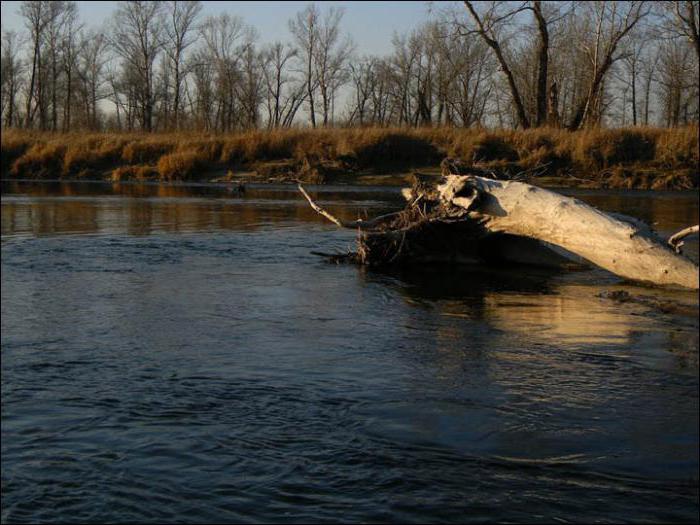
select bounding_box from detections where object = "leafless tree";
[20,0,59,128]
[347,57,376,126]
[617,38,645,125]
[199,13,248,131]
[567,1,650,130]
[657,38,698,126]
[660,1,699,62]
[76,30,109,130]
[236,34,264,128]
[59,2,81,131]
[3,0,697,132]
[163,0,201,129]
[314,6,353,126]
[461,1,532,128]
[111,0,164,132]
[1,29,24,128]
[262,42,303,128]
[289,4,320,127]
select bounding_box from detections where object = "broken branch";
[668,225,699,253]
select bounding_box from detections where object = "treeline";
[1,1,698,133]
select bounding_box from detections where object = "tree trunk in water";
[436,175,699,289]
[299,171,699,290]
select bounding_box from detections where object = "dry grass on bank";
[1,126,697,188]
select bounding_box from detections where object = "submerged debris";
[598,290,700,317]
[310,251,359,265]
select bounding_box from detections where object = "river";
[1,180,698,523]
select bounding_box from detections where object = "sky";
[0,1,441,57]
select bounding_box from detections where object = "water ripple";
[2,182,698,523]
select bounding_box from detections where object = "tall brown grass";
[1,126,697,187]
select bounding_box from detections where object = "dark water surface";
[2,180,698,523]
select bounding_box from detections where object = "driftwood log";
[299,167,699,290]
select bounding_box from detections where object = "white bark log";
[438,175,699,289]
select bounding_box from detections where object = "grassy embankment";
[1,126,697,189]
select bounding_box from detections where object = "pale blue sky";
[0,1,441,56]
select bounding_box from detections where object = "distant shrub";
[655,126,698,166]
[186,139,223,162]
[62,137,127,177]
[122,140,174,164]
[294,130,338,164]
[337,129,441,168]
[219,130,300,164]
[444,131,516,164]
[12,142,66,178]
[471,134,519,163]
[248,130,299,160]
[571,128,657,171]
[110,164,157,181]
[157,150,203,180]
[1,130,34,173]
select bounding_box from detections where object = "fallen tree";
[298,163,699,290]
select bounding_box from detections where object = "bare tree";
[462,1,532,128]
[568,1,650,130]
[163,0,201,130]
[262,41,302,128]
[20,0,60,128]
[347,57,376,126]
[661,1,700,62]
[199,13,247,131]
[111,0,164,132]
[1,29,24,128]
[236,33,264,128]
[530,1,550,126]
[43,1,74,131]
[314,6,352,126]
[289,4,320,127]
[616,37,646,126]
[657,38,698,126]
[3,0,696,132]
[76,30,109,130]
[639,48,660,125]
[59,2,81,131]
[441,28,494,127]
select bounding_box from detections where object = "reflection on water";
[1,180,403,238]
[564,188,700,235]
[2,181,698,250]
[1,180,698,524]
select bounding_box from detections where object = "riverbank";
[1,126,697,189]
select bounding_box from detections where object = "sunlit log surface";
[437,175,699,289]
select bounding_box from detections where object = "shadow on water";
[367,260,697,345]
[367,262,559,299]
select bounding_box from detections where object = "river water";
[1,180,698,523]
